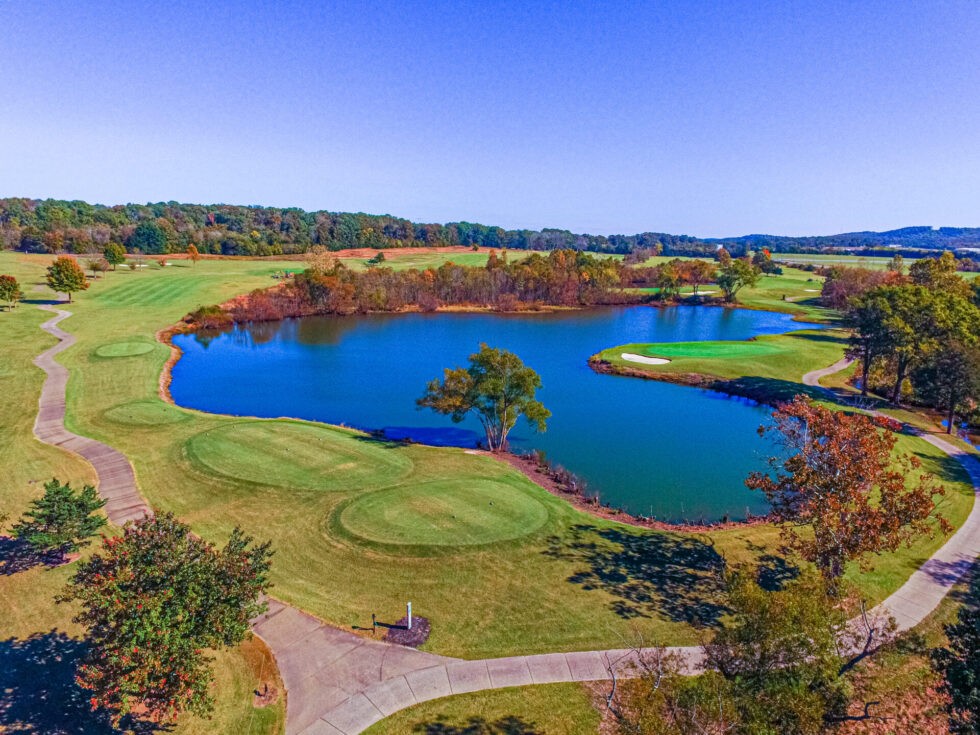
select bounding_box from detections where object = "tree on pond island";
[60,512,273,724]
[418,343,550,452]
[747,396,945,589]
[46,255,89,302]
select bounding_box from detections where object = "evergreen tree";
[11,478,106,555]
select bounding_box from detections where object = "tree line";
[5,197,979,260]
[825,252,980,433]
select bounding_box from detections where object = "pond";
[170,306,802,522]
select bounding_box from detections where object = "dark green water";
[171,306,801,522]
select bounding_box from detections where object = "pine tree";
[12,478,106,555]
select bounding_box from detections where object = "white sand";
[690,290,717,295]
[621,352,671,365]
[804,288,820,292]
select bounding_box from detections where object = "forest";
[188,249,641,326]
[3,197,979,259]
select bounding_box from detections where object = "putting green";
[338,479,550,547]
[185,421,412,491]
[104,399,189,426]
[95,341,155,358]
[636,340,785,359]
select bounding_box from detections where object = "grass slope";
[362,682,601,735]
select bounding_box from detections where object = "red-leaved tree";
[747,397,947,588]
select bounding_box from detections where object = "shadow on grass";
[0,536,69,576]
[910,447,972,485]
[787,330,848,345]
[718,376,847,406]
[411,716,541,734]
[0,631,121,734]
[0,631,170,734]
[545,525,728,625]
[756,553,800,591]
[20,297,65,306]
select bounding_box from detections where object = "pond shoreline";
[158,304,807,524]
[588,356,795,408]
[493,450,772,532]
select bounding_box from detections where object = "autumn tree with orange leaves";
[747,397,947,588]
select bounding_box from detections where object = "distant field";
[771,253,912,270]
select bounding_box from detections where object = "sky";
[1,1,978,238]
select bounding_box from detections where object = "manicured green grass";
[735,267,831,321]
[0,250,973,672]
[337,476,550,548]
[599,329,848,383]
[185,421,413,492]
[362,682,601,735]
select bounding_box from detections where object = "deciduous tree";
[716,259,760,303]
[11,478,106,556]
[614,570,883,735]
[746,397,945,586]
[419,343,550,451]
[60,513,273,724]
[911,341,980,435]
[46,255,89,302]
[103,242,127,270]
[186,243,201,265]
[0,273,22,309]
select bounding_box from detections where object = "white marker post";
[407,601,412,630]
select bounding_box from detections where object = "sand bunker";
[622,352,671,365]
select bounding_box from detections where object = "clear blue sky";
[1,1,978,237]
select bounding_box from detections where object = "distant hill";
[1,197,977,258]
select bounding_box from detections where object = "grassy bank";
[362,682,601,735]
[0,250,972,671]
[594,329,848,403]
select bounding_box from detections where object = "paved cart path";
[33,306,151,524]
[32,308,980,735]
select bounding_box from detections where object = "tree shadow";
[412,715,542,734]
[755,553,800,591]
[19,297,65,306]
[911,449,971,485]
[0,631,111,734]
[717,376,848,407]
[919,555,976,587]
[544,525,728,626]
[788,331,848,345]
[0,631,167,734]
[0,536,57,576]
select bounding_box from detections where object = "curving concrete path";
[31,309,980,735]
[33,306,150,524]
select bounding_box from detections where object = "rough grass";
[361,682,601,735]
[0,251,973,668]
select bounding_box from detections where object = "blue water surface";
[171,306,803,521]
